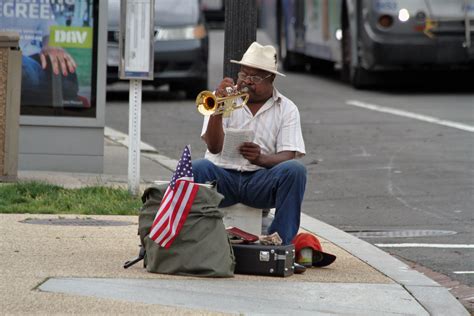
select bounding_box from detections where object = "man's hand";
[215,77,235,97]
[239,144,297,168]
[40,46,77,76]
[239,142,262,165]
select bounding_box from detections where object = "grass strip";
[0,181,142,215]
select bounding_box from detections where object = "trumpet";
[196,86,249,116]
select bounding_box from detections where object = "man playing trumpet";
[193,42,306,245]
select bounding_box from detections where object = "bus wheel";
[341,31,351,81]
[282,51,305,72]
[341,15,373,88]
[351,67,373,89]
[341,7,352,83]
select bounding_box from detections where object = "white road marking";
[453,271,474,274]
[375,243,474,249]
[316,166,391,173]
[346,100,474,133]
[354,146,371,157]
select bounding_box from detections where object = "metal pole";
[463,0,471,49]
[128,79,142,196]
[223,0,258,80]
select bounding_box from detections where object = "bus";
[259,0,474,88]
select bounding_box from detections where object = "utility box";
[0,32,21,181]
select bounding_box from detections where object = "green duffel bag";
[138,183,235,277]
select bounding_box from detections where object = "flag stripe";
[155,181,197,246]
[150,188,171,228]
[160,181,199,247]
[149,145,198,248]
[159,181,191,245]
[151,181,199,246]
[149,207,170,241]
[149,188,173,240]
[162,184,199,248]
[154,181,190,244]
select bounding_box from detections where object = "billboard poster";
[0,0,98,117]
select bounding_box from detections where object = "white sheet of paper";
[221,128,255,164]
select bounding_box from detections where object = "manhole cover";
[20,218,134,226]
[346,230,457,238]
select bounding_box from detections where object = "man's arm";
[239,142,296,168]
[202,77,235,154]
[202,114,225,154]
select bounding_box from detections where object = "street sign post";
[119,0,155,195]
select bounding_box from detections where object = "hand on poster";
[40,45,77,76]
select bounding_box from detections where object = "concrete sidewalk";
[1,128,468,315]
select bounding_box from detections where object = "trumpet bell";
[196,91,218,116]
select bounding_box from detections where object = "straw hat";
[230,42,286,77]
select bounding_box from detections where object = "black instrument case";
[232,243,295,277]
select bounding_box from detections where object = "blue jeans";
[22,55,45,88]
[192,159,307,244]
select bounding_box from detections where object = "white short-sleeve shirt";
[201,88,305,172]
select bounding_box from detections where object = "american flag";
[149,145,199,248]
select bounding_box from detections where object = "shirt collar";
[272,87,282,103]
[253,87,281,116]
[242,87,282,116]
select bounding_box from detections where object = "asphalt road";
[106,30,474,287]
